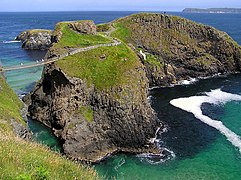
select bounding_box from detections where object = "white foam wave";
[114,158,125,171]
[147,95,153,103]
[2,40,21,44]
[148,124,163,144]
[178,78,198,85]
[170,89,241,153]
[137,148,176,164]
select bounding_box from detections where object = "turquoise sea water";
[96,75,241,179]
[1,12,241,179]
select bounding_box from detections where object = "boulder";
[16,29,52,50]
[69,20,97,35]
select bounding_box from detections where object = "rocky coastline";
[21,13,241,163]
[113,13,241,87]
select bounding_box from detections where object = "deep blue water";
[1,11,241,179]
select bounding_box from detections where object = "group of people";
[20,59,45,66]
[36,59,45,63]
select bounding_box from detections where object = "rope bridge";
[0,39,121,72]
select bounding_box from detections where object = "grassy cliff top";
[111,13,229,43]
[111,13,241,47]
[110,13,241,70]
[0,76,97,179]
[57,43,140,90]
[50,21,112,55]
[51,19,144,90]
[54,13,241,89]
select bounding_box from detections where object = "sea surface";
[0,11,241,179]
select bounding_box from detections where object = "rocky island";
[183,8,241,13]
[16,29,52,50]
[20,13,241,163]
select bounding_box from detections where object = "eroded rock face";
[115,14,241,86]
[69,20,97,35]
[16,30,52,50]
[26,63,160,162]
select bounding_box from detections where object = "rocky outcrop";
[16,29,52,50]
[69,20,97,35]
[26,63,160,162]
[113,13,241,86]
[13,104,32,140]
[51,20,96,45]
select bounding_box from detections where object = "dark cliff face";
[16,30,52,50]
[27,63,159,162]
[112,13,241,86]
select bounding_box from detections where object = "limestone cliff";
[16,29,52,50]
[111,13,241,86]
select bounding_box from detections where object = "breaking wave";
[178,78,198,85]
[2,40,21,44]
[170,89,241,153]
[137,148,176,165]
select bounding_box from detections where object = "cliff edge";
[111,13,241,86]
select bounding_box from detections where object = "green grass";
[145,54,164,69]
[57,43,139,90]
[0,131,97,179]
[111,20,131,42]
[97,24,111,32]
[0,76,98,179]
[112,17,199,58]
[79,106,94,122]
[0,77,24,132]
[52,22,112,49]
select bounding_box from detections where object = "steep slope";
[111,13,241,86]
[0,76,97,179]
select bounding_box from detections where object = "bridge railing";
[1,38,122,72]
